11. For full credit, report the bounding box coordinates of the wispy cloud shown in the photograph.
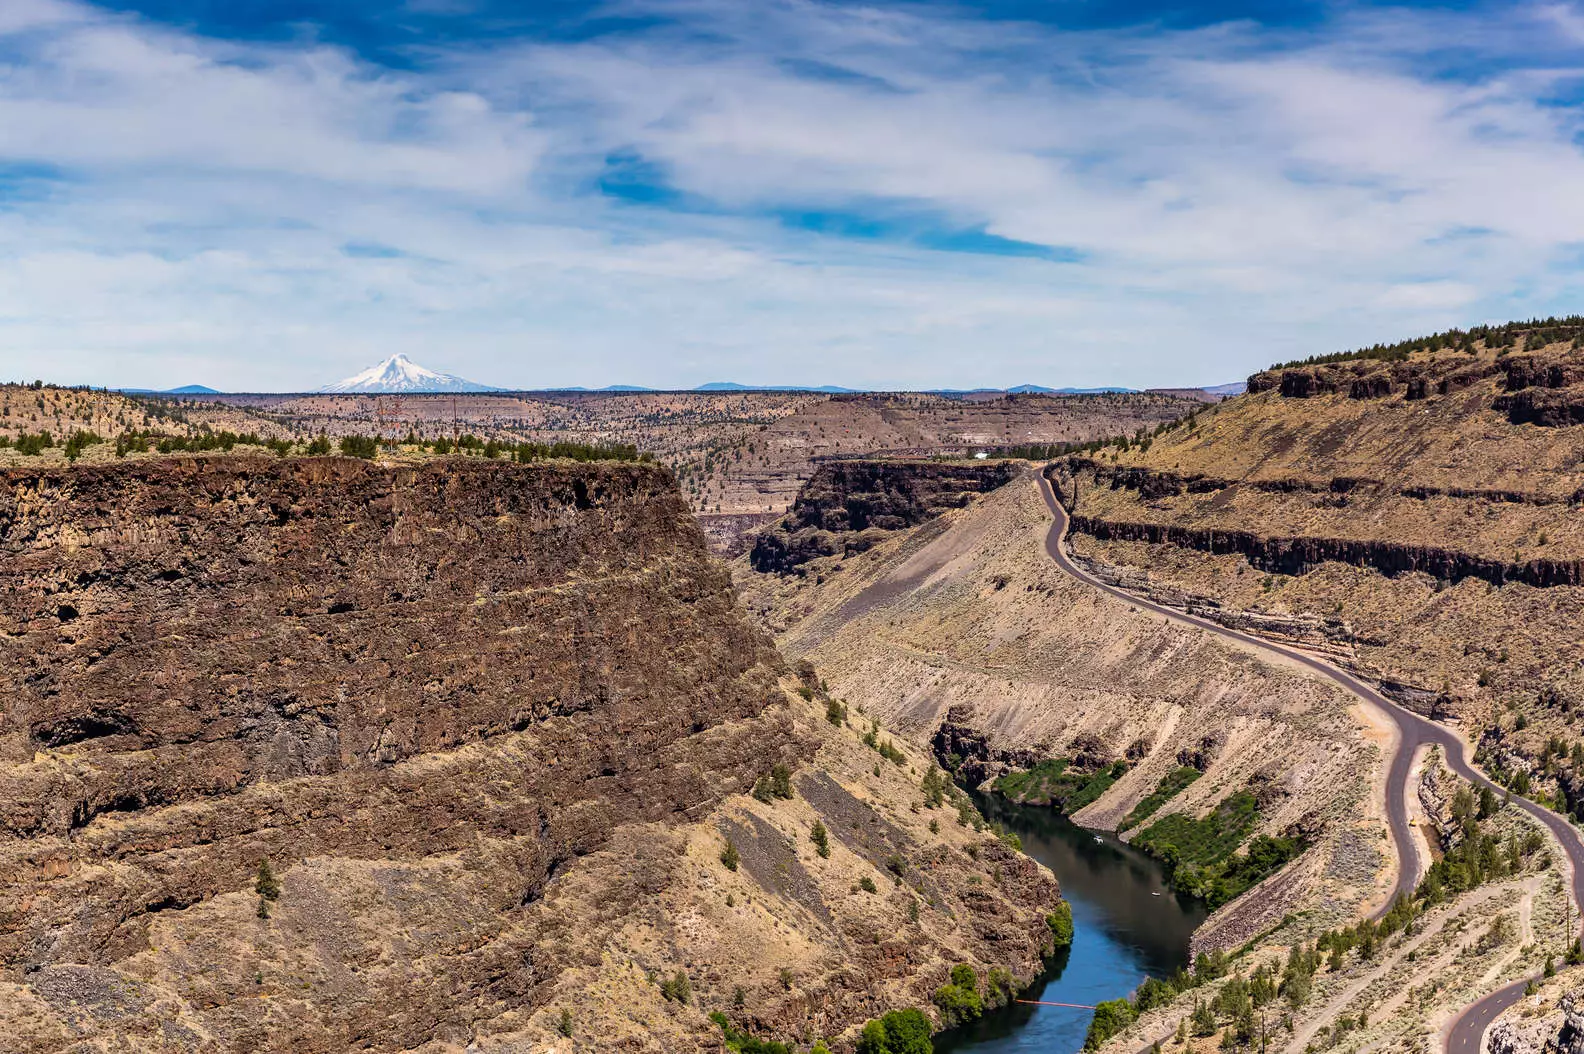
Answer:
[0,0,1582,390]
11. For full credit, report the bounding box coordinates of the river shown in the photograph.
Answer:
[936,794,1208,1054]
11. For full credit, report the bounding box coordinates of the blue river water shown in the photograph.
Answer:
[935,794,1208,1054]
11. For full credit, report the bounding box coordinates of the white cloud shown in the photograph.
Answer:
[0,0,1582,390]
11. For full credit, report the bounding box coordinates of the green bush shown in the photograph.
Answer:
[753,764,795,803]
[659,971,691,1004]
[1136,790,1258,869]
[339,435,379,459]
[811,821,830,858]
[255,859,281,901]
[720,838,740,872]
[14,430,53,456]
[1046,903,1074,948]
[63,430,103,461]
[995,758,1125,813]
[708,1013,792,1054]
[932,963,984,1027]
[1083,998,1137,1049]
[855,1008,932,1054]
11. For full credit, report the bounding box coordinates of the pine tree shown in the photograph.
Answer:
[255,859,281,901]
[720,838,740,872]
[1191,999,1217,1037]
[811,821,831,858]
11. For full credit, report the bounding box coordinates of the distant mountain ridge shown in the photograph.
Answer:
[321,354,500,394]
[694,381,860,393]
[116,384,224,396]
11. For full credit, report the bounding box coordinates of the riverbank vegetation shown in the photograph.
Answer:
[1087,771,1559,1053]
[1132,790,1306,908]
[993,758,1129,813]
[1119,767,1202,832]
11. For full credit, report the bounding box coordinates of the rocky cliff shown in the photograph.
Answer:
[0,455,1059,1052]
[749,460,1019,574]
[1490,992,1584,1054]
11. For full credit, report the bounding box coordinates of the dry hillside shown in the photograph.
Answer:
[1052,321,1584,820]
[737,468,1389,953]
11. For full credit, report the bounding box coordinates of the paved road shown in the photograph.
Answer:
[1032,472,1584,1053]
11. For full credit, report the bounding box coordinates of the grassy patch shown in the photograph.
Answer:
[1134,790,1304,908]
[1119,766,1202,832]
[1135,789,1258,866]
[994,758,1068,801]
[995,759,1126,812]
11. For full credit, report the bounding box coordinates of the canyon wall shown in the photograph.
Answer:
[0,455,1059,1052]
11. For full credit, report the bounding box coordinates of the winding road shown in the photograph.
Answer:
[1031,473,1584,1052]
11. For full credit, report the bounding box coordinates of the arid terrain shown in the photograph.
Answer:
[15,321,1584,1054]
[0,385,1204,554]
[731,319,1584,1054]
[1052,325,1584,820]
[0,454,1061,1052]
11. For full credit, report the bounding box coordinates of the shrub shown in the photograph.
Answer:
[1083,999,1137,1049]
[63,430,103,462]
[811,821,830,858]
[720,839,740,872]
[557,1009,573,1037]
[855,1008,932,1054]
[339,435,379,459]
[825,697,847,725]
[1046,902,1074,947]
[933,963,984,1027]
[751,763,795,803]
[659,971,691,1004]
[708,1013,793,1054]
[858,875,878,893]
[14,431,53,456]
[1120,767,1202,832]
[255,859,281,901]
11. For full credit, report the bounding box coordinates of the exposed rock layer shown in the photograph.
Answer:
[749,460,1019,574]
[0,457,786,1049]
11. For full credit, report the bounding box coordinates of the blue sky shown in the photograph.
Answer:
[1,0,1583,390]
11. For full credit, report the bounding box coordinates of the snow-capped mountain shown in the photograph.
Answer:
[319,354,501,394]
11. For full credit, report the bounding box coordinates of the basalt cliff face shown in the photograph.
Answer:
[748,460,1019,575]
[0,456,1059,1052]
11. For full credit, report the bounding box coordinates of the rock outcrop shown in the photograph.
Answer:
[1067,512,1584,589]
[1489,992,1584,1054]
[749,460,1020,574]
[1246,344,1584,426]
